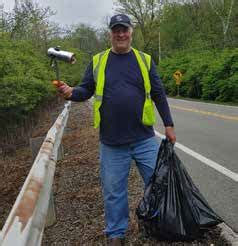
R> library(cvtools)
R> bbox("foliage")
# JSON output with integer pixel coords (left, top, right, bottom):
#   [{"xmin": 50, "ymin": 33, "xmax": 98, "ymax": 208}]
[
  {"xmin": 66, "ymin": 24, "xmax": 101, "ymax": 55},
  {"xmin": 158, "ymin": 48, "xmax": 238, "ymax": 103},
  {"xmin": 5, "ymin": 0, "xmax": 54, "ymax": 49},
  {"xmin": 0, "ymin": 37, "xmax": 54, "ymax": 130}
]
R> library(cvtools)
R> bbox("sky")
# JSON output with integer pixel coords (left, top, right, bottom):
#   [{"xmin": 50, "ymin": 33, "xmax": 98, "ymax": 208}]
[{"xmin": 0, "ymin": 0, "xmax": 115, "ymax": 28}]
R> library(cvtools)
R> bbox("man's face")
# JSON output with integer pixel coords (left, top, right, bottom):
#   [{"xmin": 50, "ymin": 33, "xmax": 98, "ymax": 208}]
[{"xmin": 110, "ymin": 25, "xmax": 132, "ymax": 53}]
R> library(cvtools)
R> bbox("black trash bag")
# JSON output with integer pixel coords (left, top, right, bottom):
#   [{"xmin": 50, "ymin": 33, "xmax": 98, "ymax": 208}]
[{"xmin": 136, "ymin": 138, "xmax": 223, "ymax": 241}]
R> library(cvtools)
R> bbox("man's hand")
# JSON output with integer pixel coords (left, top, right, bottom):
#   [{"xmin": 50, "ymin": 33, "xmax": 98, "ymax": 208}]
[
  {"xmin": 165, "ymin": 126, "xmax": 176, "ymax": 144},
  {"xmin": 52, "ymin": 81, "xmax": 73, "ymax": 99},
  {"xmin": 59, "ymin": 83, "xmax": 73, "ymax": 99}
]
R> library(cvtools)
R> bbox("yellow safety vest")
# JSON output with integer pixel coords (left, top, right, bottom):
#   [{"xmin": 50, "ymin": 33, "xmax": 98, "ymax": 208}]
[{"xmin": 92, "ymin": 47, "xmax": 156, "ymax": 129}]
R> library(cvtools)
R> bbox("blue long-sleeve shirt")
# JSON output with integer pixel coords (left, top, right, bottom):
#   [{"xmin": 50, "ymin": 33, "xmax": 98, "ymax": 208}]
[{"xmin": 70, "ymin": 50, "xmax": 174, "ymax": 145}]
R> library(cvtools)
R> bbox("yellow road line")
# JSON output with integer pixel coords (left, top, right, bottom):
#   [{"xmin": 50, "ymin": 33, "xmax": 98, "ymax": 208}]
[{"xmin": 170, "ymin": 105, "xmax": 238, "ymax": 122}]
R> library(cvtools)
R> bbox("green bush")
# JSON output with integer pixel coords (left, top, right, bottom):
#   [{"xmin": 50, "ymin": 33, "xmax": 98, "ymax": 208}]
[
  {"xmin": 0, "ymin": 40, "xmax": 55, "ymax": 129},
  {"xmin": 158, "ymin": 48, "xmax": 238, "ymax": 103}
]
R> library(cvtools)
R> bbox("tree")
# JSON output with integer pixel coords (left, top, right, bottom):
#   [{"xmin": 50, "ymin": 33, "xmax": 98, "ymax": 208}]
[
  {"xmin": 97, "ymin": 27, "xmax": 111, "ymax": 50},
  {"xmin": 7, "ymin": 0, "xmax": 55, "ymax": 51},
  {"xmin": 0, "ymin": 4, "xmax": 10, "ymax": 38},
  {"xmin": 0, "ymin": 4, "xmax": 4, "ymax": 34},
  {"xmin": 208, "ymin": 0, "xmax": 235, "ymax": 47},
  {"xmin": 65, "ymin": 24, "xmax": 101, "ymax": 56}
]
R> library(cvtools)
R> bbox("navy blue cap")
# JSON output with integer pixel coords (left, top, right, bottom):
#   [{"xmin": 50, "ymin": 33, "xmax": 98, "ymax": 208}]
[{"xmin": 109, "ymin": 14, "xmax": 132, "ymax": 29}]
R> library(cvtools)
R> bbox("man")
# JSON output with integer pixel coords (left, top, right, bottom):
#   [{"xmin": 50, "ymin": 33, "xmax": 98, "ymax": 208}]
[{"xmin": 58, "ymin": 14, "xmax": 176, "ymax": 246}]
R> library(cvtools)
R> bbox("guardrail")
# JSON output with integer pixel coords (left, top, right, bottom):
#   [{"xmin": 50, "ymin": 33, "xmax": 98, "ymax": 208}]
[{"xmin": 0, "ymin": 101, "xmax": 71, "ymax": 246}]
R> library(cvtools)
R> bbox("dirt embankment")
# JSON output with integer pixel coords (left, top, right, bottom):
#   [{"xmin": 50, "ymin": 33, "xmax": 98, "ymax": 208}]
[{"xmin": 0, "ymin": 101, "xmax": 228, "ymax": 245}]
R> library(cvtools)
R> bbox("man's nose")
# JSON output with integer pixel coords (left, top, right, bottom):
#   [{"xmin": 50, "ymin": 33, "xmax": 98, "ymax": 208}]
[{"xmin": 117, "ymin": 31, "xmax": 125, "ymax": 36}]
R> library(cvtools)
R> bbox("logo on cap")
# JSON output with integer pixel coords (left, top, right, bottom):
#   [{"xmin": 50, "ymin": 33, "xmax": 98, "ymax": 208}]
[{"xmin": 116, "ymin": 15, "xmax": 123, "ymax": 21}]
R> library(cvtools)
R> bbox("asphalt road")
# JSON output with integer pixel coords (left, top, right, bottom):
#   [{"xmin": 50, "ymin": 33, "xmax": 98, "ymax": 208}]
[{"xmin": 154, "ymin": 98, "xmax": 238, "ymax": 232}]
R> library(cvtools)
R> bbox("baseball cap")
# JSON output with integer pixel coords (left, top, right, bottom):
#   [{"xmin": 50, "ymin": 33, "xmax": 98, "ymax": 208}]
[{"xmin": 109, "ymin": 14, "xmax": 132, "ymax": 29}]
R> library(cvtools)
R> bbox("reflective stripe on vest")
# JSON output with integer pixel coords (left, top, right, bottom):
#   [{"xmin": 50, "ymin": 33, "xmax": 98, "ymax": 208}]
[{"xmin": 92, "ymin": 47, "xmax": 156, "ymax": 129}]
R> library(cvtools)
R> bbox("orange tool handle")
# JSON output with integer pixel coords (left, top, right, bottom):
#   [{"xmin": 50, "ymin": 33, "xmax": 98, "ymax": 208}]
[{"xmin": 52, "ymin": 80, "xmax": 64, "ymax": 87}]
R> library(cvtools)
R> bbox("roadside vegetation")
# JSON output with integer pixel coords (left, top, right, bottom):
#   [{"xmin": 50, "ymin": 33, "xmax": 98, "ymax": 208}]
[
  {"xmin": 159, "ymin": 48, "xmax": 238, "ymax": 103},
  {"xmin": 0, "ymin": 0, "xmax": 237, "ymax": 144}
]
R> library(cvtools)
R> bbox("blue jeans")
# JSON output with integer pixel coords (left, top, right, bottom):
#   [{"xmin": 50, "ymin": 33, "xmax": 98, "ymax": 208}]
[{"xmin": 99, "ymin": 136, "xmax": 160, "ymax": 238}]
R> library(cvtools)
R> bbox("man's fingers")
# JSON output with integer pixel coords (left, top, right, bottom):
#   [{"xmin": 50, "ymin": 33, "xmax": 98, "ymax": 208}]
[
  {"xmin": 59, "ymin": 84, "xmax": 67, "ymax": 92},
  {"xmin": 165, "ymin": 127, "xmax": 176, "ymax": 144},
  {"xmin": 58, "ymin": 85, "xmax": 72, "ymax": 98}
]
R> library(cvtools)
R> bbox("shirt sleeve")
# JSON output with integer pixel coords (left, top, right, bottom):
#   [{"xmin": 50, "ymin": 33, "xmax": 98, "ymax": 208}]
[
  {"xmin": 149, "ymin": 60, "xmax": 174, "ymax": 127},
  {"xmin": 69, "ymin": 61, "xmax": 95, "ymax": 102}
]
